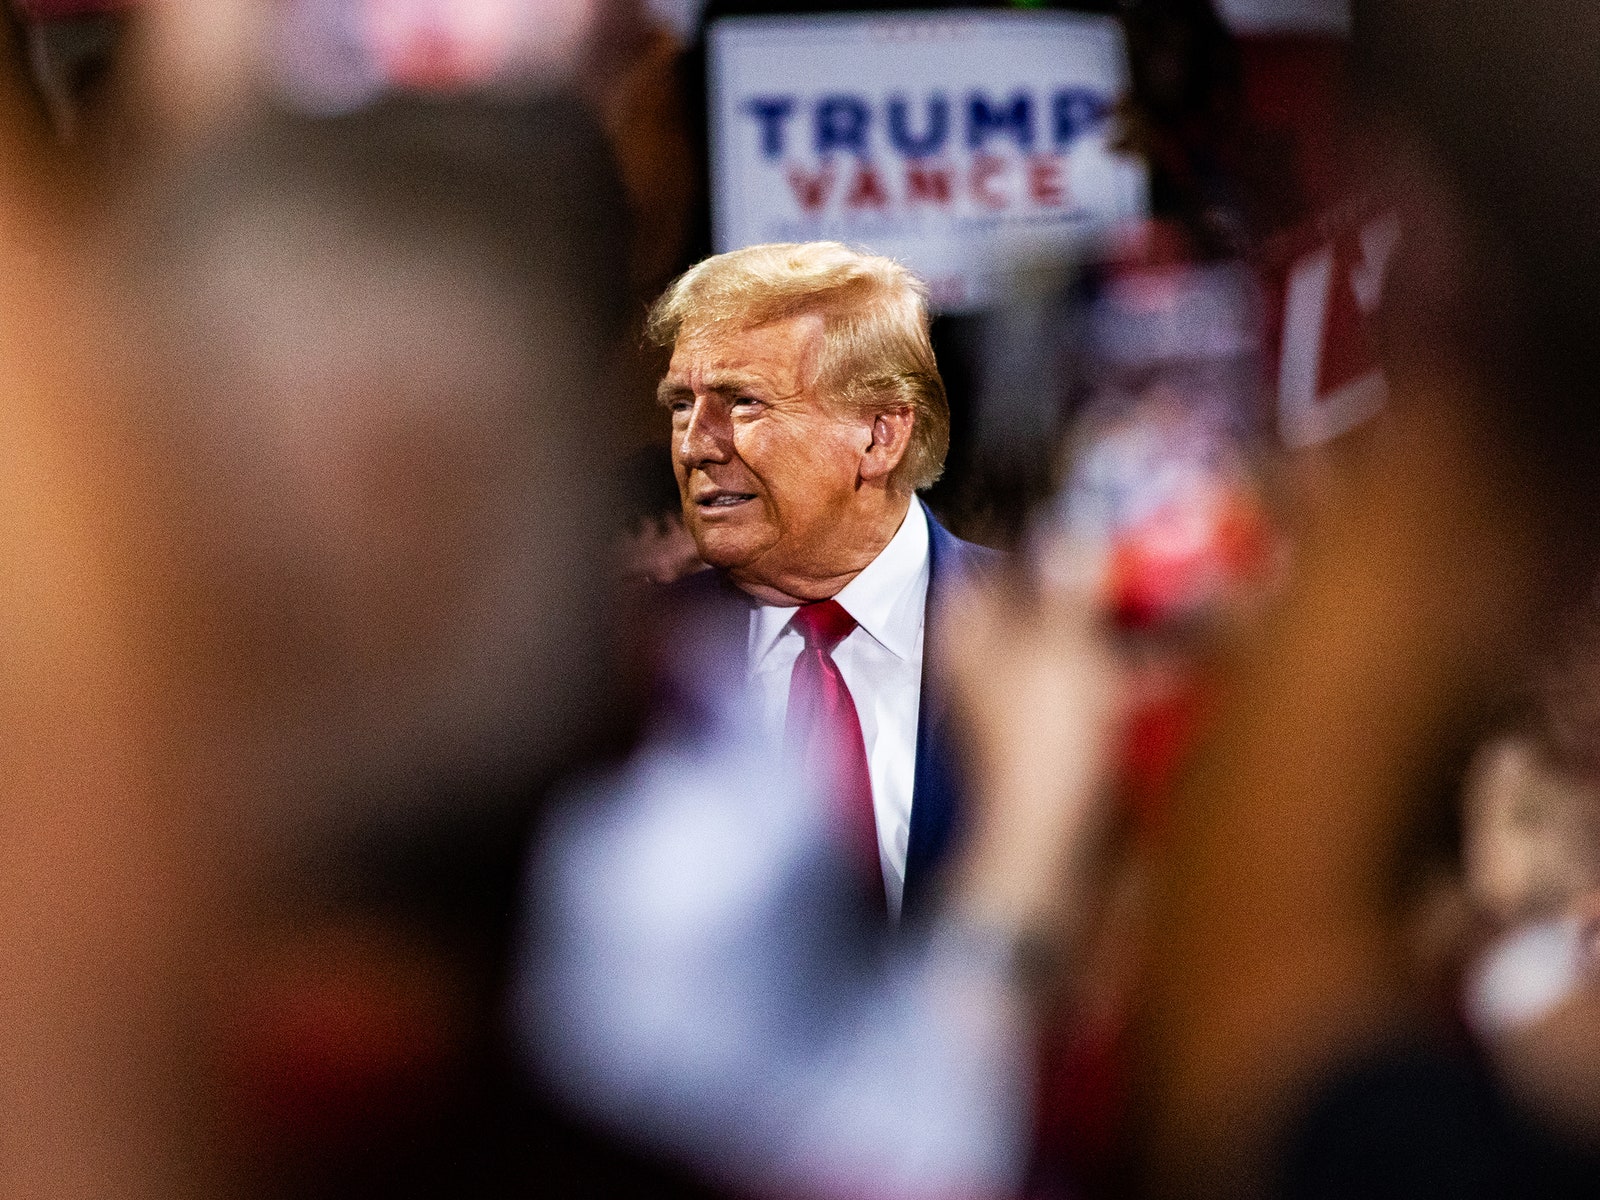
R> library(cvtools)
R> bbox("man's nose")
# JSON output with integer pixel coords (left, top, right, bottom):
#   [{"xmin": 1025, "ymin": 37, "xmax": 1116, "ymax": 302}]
[{"xmin": 676, "ymin": 397, "xmax": 733, "ymax": 468}]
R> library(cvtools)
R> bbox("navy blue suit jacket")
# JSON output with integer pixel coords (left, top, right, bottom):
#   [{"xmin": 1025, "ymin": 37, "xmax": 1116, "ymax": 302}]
[{"xmin": 664, "ymin": 500, "xmax": 999, "ymax": 921}]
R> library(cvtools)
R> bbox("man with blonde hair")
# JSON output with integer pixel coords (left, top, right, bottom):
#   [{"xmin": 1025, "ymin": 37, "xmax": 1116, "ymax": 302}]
[{"xmin": 651, "ymin": 240, "xmax": 994, "ymax": 920}]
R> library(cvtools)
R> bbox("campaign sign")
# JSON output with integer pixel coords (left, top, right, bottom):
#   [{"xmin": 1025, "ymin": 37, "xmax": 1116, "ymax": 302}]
[
  {"xmin": 708, "ymin": 12, "xmax": 1148, "ymax": 313},
  {"xmin": 1263, "ymin": 209, "xmax": 1399, "ymax": 448}
]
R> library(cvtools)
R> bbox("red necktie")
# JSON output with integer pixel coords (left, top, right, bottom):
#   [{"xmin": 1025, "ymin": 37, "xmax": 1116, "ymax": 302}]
[{"xmin": 786, "ymin": 600, "xmax": 884, "ymax": 910}]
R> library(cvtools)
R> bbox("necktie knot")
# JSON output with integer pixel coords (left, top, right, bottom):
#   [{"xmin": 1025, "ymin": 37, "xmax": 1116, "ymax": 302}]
[{"xmin": 790, "ymin": 599, "xmax": 857, "ymax": 654}]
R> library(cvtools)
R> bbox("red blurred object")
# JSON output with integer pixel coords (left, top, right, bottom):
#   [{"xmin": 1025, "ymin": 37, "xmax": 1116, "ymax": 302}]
[
  {"xmin": 1109, "ymin": 487, "xmax": 1272, "ymax": 630},
  {"xmin": 1033, "ymin": 1006, "xmax": 1131, "ymax": 1193},
  {"xmin": 213, "ymin": 926, "xmax": 466, "ymax": 1155},
  {"xmin": 1121, "ymin": 675, "xmax": 1214, "ymax": 836},
  {"xmin": 1235, "ymin": 34, "xmax": 1351, "ymax": 218}
]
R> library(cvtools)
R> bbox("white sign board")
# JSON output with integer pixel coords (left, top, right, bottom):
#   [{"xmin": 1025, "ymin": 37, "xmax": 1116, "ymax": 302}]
[{"xmin": 708, "ymin": 11, "xmax": 1148, "ymax": 313}]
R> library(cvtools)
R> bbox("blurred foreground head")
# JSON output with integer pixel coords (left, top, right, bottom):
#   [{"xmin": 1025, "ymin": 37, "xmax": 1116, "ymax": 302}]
[
  {"xmin": 132, "ymin": 96, "xmax": 629, "ymax": 832},
  {"xmin": 1140, "ymin": 3, "xmax": 1600, "ymax": 1194},
  {"xmin": 1354, "ymin": 0, "xmax": 1600, "ymax": 572}
]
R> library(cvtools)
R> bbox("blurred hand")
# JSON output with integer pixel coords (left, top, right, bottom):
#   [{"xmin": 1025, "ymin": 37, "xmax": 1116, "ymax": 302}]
[{"xmin": 942, "ymin": 536, "xmax": 1126, "ymax": 975}]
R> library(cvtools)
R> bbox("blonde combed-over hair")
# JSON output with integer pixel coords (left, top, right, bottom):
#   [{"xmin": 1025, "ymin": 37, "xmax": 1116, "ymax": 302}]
[{"xmin": 646, "ymin": 242, "xmax": 950, "ymax": 492}]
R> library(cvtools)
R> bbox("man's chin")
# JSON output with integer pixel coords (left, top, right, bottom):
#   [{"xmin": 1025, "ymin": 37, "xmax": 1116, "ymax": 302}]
[{"xmin": 688, "ymin": 525, "xmax": 771, "ymax": 575}]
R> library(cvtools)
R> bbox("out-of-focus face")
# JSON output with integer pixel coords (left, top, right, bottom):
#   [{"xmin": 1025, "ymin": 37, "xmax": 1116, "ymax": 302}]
[
  {"xmin": 1463, "ymin": 735, "xmax": 1600, "ymax": 929},
  {"xmin": 661, "ymin": 312, "xmax": 880, "ymax": 603},
  {"xmin": 174, "ymin": 237, "xmax": 612, "ymax": 798}
]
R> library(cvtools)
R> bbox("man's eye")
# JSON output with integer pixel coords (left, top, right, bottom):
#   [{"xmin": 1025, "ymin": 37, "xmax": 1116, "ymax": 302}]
[{"xmin": 732, "ymin": 395, "xmax": 762, "ymax": 409}]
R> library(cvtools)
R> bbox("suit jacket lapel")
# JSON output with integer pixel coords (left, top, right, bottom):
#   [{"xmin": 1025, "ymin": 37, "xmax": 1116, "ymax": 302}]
[{"xmin": 903, "ymin": 502, "xmax": 985, "ymax": 921}]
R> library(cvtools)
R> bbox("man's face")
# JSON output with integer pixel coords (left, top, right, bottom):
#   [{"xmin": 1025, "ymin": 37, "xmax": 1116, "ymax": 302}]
[{"xmin": 661, "ymin": 312, "xmax": 875, "ymax": 600}]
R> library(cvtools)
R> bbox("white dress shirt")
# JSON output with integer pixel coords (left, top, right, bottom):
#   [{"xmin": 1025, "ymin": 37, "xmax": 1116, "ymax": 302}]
[
  {"xmin": 521, "ymin": 650, "xmax": 1030, "ymax": 1200},
  {"xmin": 747, "ymin": 500, "xmax": 931, "ymax": 919}
]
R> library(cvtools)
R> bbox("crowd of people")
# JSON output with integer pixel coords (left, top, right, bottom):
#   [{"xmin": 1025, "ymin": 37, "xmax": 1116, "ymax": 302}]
[{"xmin": 7, "ymin": 2, "xmax": 1600, "ymax": 1199}]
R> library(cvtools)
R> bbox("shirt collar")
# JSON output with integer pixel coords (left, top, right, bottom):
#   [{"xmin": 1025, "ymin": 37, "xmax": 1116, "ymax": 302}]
[{"xmin": 748, "ymin": 500, "xmax": 931, "ymax": 665}]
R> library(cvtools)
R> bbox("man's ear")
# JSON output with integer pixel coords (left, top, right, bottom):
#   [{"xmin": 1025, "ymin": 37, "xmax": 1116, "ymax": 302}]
[{"xmin": 859, "ymin": 408, "xmax": 914, "ymax": 485}]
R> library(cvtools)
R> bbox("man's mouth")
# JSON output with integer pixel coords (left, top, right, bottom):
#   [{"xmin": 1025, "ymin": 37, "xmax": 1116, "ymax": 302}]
[{"xmin": 694, "ymin": 490, "xmax": 757, "ymax": 509}]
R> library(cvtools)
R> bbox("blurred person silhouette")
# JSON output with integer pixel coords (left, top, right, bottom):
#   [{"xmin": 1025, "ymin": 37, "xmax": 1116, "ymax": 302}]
[
  {"xmin": 1107, "ymin": 0, "xmax": 1600, "ymax": 1196},
  {"xmin": 137, "ymin": 97, "xmax": 626, "ymax": 801},
  {"xmin": 124, "ymin": 94, "xmax": 745, "ymax": 1198}
]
